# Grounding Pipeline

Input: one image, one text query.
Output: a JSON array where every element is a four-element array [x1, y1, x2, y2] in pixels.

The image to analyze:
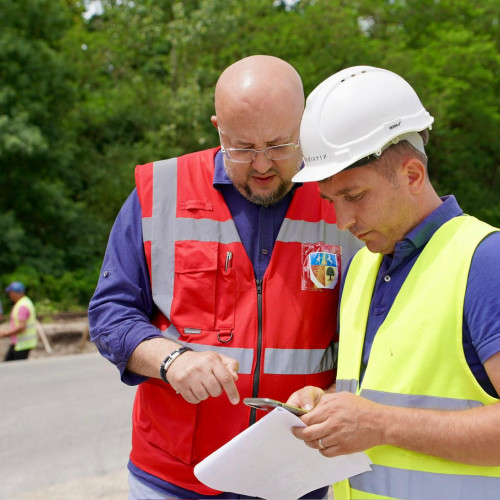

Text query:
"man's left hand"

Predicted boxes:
[[291, 391, 386, 456]]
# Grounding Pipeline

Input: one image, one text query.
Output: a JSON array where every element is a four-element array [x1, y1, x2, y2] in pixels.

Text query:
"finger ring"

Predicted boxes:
[[319, 438, 325, 450]]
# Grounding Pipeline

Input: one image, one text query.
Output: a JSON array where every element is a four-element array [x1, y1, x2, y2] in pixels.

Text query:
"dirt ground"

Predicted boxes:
[[0, 317, 97, 361], [30, 331, 98, 359]]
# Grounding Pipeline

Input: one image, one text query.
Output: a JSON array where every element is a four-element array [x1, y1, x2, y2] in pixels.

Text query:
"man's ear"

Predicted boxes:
[[403, 159, 426, 195], [210, 115, 218, 129]]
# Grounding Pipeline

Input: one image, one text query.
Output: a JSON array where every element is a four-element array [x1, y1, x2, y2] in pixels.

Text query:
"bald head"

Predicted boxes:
[[213, 55, 304, 132], [211, 56, 304, 206]]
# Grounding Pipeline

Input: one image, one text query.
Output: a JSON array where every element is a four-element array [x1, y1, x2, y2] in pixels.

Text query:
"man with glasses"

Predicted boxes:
[[89, 55, 361, 499]]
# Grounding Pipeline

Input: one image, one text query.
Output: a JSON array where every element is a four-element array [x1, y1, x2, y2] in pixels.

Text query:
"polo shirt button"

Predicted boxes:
[[384, 275, 391, 282], [262, 248, 269, 255]]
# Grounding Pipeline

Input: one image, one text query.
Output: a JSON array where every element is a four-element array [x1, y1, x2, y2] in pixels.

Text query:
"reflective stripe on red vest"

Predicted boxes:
[[131, 147, 357, 493]]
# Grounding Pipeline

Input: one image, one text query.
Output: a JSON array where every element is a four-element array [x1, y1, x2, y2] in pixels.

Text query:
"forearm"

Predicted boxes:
[[381, 402, 500, 465], [297, 391, 500, 466], [0, 325, 25, 337], [126, 337, 182, 379]]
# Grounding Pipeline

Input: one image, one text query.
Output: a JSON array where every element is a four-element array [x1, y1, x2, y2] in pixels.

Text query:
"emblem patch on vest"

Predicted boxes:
[[301, 243, 341, 291]]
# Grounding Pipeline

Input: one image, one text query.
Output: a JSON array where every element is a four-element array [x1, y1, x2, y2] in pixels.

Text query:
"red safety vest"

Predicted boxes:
[[131, 147, 355, 493]]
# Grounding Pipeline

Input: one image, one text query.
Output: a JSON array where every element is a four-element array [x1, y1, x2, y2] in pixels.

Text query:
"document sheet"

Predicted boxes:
[[194, 407, 372, 499]]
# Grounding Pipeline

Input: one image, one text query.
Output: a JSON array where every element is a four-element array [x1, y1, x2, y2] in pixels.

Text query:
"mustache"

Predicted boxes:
[[248, 167, 280, 177]]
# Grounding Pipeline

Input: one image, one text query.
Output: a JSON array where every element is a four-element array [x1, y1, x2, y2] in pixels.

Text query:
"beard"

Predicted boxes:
[[224, 158, 302, 206], [238, 176, 293, 205]]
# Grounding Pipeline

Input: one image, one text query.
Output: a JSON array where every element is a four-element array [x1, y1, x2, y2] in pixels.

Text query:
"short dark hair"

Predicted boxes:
[[374, 133, 429, 183]]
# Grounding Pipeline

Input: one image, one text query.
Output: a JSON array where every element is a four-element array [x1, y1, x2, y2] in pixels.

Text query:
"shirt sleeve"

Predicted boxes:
[[465, 231, 500, 364], [88, 189, 162, 386], [17, 305, 30, 321]]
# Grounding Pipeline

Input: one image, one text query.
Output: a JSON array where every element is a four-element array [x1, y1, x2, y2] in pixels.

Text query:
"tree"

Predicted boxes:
[[326, 267, 335, 283], [1, 0, 498, 308]]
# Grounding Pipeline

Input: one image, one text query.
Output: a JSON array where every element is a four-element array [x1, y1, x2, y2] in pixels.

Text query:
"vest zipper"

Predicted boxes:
[[249, 278, 263, 426]]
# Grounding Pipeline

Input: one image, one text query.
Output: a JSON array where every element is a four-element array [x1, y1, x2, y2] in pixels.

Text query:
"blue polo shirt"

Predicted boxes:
[[344, 195, 500, 397]]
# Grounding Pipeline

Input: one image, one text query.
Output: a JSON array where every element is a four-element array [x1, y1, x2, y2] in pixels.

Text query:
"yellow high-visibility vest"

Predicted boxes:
[[12, 295, 37, 351], [335, 215, 500, 500]]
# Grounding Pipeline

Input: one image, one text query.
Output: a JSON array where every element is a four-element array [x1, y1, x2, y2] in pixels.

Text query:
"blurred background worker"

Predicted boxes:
[[0, 281, 38, 361], [289, 66, 500, 500]]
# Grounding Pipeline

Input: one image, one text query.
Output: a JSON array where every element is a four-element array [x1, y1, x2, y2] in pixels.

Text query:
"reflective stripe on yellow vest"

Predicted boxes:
[[12, 296, 37, 351], [335, 215, 500, 500]]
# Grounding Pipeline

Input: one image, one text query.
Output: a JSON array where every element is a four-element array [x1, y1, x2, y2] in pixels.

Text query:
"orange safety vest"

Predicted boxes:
[[131, 147, 358, 493]]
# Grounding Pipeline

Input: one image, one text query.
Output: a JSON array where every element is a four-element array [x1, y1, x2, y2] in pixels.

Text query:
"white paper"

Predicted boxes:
[[194, 407, 371, 499]]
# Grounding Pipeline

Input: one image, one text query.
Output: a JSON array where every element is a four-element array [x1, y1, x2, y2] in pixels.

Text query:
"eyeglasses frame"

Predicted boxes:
[[217, 127, 301, 163]]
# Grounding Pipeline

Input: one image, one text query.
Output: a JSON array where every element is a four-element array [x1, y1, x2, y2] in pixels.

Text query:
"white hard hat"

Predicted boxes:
[[293, 66, 434, 183]]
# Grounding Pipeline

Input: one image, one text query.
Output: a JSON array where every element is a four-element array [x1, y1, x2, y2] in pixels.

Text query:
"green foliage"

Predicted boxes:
[[0, 0, 498, 310], [1, 263, 100, 313]]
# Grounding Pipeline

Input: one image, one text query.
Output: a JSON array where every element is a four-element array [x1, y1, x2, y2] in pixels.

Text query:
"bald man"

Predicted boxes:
[[89, 55, 362, 499]]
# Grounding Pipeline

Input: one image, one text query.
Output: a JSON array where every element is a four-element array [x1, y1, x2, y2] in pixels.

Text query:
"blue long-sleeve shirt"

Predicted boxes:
[[341, 195, 500, 397], [89, 151, 296, 385]]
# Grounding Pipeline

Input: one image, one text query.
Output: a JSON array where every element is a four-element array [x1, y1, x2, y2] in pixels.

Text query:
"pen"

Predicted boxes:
[[225, 251, 233, 272]]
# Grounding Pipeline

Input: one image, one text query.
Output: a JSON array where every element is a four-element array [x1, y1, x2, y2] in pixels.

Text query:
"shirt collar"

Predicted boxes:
[[404, 194, 463, 250], [383, 195, 463, 272], [213, 149, 233, 188]]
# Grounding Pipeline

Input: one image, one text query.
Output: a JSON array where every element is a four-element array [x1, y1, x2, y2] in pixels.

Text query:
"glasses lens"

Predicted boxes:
[[225, 149, 256, 163], [223, 143, 300, 163], [266, 144, 299, 160]]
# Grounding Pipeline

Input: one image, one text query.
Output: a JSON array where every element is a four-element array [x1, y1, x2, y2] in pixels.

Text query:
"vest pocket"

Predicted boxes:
[[138, 381, 198, 465], [172, 240, 218, 330], [215, 266, 235, 331]]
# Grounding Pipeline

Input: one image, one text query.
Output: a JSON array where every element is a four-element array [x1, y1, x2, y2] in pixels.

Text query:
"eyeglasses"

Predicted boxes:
[[218, 128, 301, 163]]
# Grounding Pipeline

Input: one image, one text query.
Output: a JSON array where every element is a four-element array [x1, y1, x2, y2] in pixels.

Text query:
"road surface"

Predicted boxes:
[[1, 353, 136, 500]]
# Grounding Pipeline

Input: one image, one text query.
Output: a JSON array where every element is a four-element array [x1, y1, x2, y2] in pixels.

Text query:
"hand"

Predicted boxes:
[[166, 350, 240, 405], [286, 386, 325, 412], [291, 391, 386, 457]]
